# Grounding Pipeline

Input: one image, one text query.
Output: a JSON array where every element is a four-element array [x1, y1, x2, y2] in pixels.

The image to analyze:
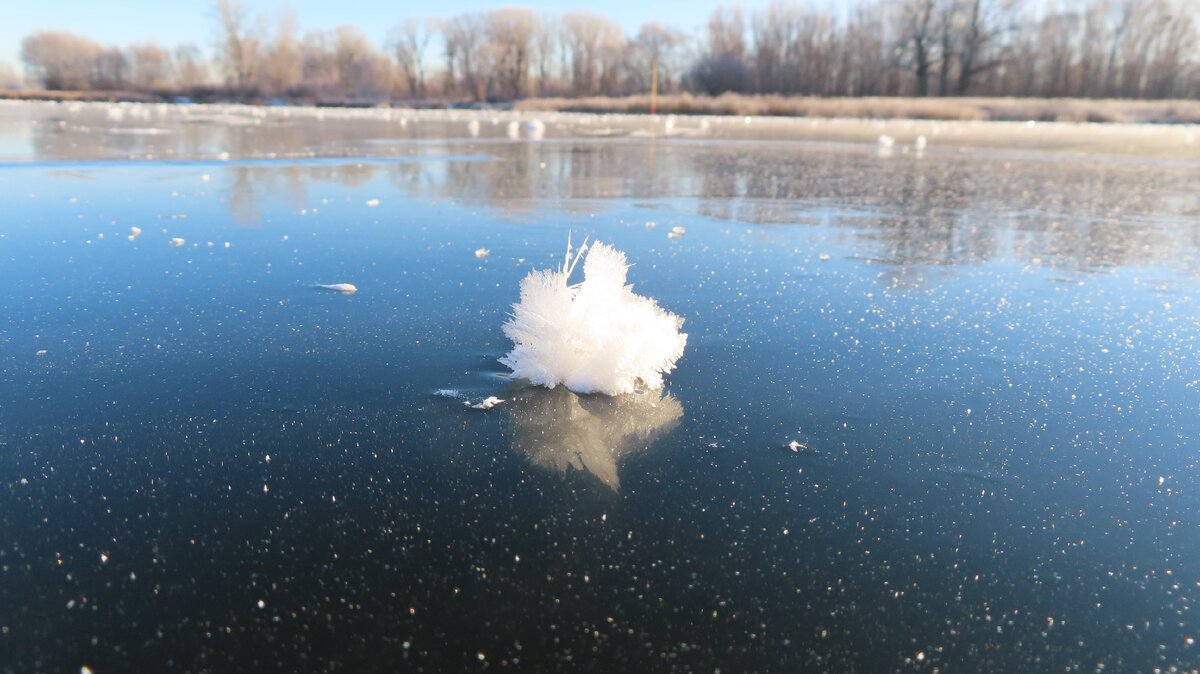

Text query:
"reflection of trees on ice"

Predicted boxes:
[[506, 386, 683, 491]]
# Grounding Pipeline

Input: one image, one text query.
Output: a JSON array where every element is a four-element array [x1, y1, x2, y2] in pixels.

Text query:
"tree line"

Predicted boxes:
[[15, 0, 1200, 102]]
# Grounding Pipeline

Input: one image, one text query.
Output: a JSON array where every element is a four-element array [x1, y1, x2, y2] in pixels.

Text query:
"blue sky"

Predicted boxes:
[[2, 0, 773, 74]]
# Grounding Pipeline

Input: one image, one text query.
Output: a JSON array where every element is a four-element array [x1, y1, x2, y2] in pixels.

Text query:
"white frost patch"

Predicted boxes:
[[465, 396, 505, 410], [501, 238, 687, 396], [317, 283, 358, 293]]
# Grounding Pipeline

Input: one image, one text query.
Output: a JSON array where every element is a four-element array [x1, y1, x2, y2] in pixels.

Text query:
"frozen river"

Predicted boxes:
[[1, 101, 1198, 672]]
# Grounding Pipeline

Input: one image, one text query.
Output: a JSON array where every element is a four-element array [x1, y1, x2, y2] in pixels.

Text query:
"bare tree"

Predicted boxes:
[[708, 5, 747, 59], [174, 44, 210, 89], [1141, 0, 1200, 98], [630, 23, 688, 93], [12, 0, 1200, 101], [301, 31, 338, 94], [331, 26, 390, 100], [561, 12, 626, 95], [261, 10, 303, 96], [442, 13, 492, 100], [389, 18, 433, 98], [486, 8, 537, 99], [533, 15, 561, 95], [893, 0, 939, 96], [953, 0, 1015, 94], [751, 3, 794, 93], [212, 0, 260, 90], [20, 31, 102, 90], [128, 43, 174, 90], [692, 6, 749, 94], [92, 48, 130, 89], [841, 5, 891, 95]]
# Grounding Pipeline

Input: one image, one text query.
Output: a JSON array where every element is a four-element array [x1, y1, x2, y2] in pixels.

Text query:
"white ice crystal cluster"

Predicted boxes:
[[501, 239, 687, 396]]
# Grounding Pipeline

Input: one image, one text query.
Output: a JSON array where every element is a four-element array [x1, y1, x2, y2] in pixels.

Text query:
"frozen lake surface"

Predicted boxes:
[[1, 101, 1198, 672]]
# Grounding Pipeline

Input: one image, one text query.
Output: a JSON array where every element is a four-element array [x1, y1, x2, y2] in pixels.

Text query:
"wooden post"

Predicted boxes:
[[650, 55, 658, 116]]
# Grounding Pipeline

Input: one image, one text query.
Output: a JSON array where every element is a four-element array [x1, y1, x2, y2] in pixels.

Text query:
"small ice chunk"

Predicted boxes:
[[201, 174, 211, 182], [645, 221, 656, 229], [169, 237, 185, 247], [366, 199, 380, 207], [787, 439, 808, 452], [524, 119, 545, 140], [818, 253, 831, 261], [317, 283, 358, 294], [434, 389, 463, 399], [130, 226, 142, 237], [466, 396, 505, 410], [475, 247, 490, 259], [35, 349, 47, 357], [668, 226, 686, 239]]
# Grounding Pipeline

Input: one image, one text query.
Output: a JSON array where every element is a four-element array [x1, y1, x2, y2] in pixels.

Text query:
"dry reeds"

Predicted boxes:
[[515, 93, 1200, 125]]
